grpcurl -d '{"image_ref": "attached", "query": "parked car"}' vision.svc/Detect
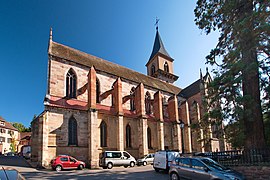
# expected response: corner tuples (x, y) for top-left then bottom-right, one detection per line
(153, 150), (180, 172)
(24, 151), (31, 159)
(137, 153), (155, 166)
(99, 151), (136, 169)
(6, 152), (15, 156)
(169, 156), (245, 180)
(50, 155), (85, 172)
(0, 167), (25, 180)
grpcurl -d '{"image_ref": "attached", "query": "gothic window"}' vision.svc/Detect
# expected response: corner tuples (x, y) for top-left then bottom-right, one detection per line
(66, 69), (77, 98)
(100, 121), (107, 147)
(151, 65), (155, 76)
(164, 62), (169, 73)
(68, 116), (78, 146)
(147, 127), (152, 149)
(130, 87), (136, 111)
(96, 79), (100, 103)
(145, 91), (151, 114)
(126, 124), (132, 148)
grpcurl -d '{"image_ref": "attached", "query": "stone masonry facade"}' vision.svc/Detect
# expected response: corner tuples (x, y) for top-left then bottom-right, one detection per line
(31, 29), (226, 168)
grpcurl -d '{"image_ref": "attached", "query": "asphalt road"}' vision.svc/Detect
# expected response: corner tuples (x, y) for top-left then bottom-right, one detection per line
(0, 156), (169, 180)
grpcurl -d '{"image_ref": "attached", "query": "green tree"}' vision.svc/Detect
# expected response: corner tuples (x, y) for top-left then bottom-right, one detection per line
(12, 122), (31, 132)
(9, 137), (16, 153)
(194, 0), (269, 149)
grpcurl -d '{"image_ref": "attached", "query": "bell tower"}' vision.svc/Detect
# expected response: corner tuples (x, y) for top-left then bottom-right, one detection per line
(146, 26), (178, 84)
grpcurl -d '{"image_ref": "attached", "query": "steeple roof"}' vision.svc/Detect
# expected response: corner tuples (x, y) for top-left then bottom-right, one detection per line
(148, 30), (172, 61)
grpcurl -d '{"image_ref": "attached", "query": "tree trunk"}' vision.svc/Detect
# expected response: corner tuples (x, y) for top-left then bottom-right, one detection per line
(239, 0), (266, 149)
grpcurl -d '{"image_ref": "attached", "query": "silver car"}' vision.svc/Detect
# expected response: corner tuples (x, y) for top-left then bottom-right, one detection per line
(99, 151), (136, 169)
(169, 157), (245, 180)
(137, 153), (155, 166)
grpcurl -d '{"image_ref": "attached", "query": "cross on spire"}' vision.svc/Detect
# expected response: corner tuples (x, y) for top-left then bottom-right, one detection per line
(155, 17), (160, 31)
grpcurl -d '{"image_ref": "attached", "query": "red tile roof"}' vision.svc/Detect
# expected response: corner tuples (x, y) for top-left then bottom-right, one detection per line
(0, 116), (18, 131)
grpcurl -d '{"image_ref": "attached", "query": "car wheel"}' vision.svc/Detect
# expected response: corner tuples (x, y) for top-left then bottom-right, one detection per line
(143, 161), (147, 166)
(154, 168), (159, 172)
(130, 161), (135, 167)
(107, 162), (113, 169)
(78, 164), (84, 170)
(170, 172), (179, 180)
(55, 165), (62, 172)
(124, 165), (128, 168)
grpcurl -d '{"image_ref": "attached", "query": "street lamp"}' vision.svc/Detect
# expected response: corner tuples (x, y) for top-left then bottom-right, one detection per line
(179, 120), (185, 154)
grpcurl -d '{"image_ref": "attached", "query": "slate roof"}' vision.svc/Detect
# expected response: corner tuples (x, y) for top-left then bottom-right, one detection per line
(148, 30), (173, 62)
(49, 41), (181, 95)
(179, 79), (201, 98)
(0, 116), (18, 131)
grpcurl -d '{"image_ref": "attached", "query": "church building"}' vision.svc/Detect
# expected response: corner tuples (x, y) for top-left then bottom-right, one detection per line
(31, 27), (226, 168)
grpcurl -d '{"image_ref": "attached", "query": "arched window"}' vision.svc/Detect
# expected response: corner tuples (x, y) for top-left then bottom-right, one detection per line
(100, 121), (107, 147)
(147, 127), (152, 149)
(151, 65), (155, 76)
(68, 116), (78, 146)
(164, 62), (169, 73)
(145, 91), (151, 114)
(126, 124), (132, 148)
(130, 87), (136, 111)
(96, 79), (100, 103)
(66, 69), (77, 98)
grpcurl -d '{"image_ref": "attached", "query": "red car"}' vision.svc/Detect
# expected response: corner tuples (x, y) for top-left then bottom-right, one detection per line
(51, 155), (85, 172)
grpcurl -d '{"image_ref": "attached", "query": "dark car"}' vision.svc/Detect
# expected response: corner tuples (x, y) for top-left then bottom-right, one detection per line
(50, 155), (85, 172)
(0, 167), (25, 180)
(169, 156), (245, 180)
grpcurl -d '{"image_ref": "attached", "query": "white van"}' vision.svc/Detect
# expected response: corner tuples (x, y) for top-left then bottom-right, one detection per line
(153, 150), (180, 172)
(99, 151), (136, 169)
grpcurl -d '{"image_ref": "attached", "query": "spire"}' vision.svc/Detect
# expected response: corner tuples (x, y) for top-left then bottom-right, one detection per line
(200, 68), (203, 80)
(148, 29), (172, 61)
(49, 27), (53, 41)
(155, 17), (159, 31)
(48, 27), (53, 54)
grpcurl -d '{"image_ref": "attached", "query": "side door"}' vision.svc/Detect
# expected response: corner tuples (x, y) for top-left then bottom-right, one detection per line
(190, 159), (210, 180)
(112, 152), (122, 166)
(69, 157), (78, 168)
(146, 154), (154, 164)
(122, 152), (131, 165)
(176, 158), (193, 179)
(60, 157), (70, 169)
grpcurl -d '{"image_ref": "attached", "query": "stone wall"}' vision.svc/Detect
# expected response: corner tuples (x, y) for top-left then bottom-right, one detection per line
(232, 166), (270, 180)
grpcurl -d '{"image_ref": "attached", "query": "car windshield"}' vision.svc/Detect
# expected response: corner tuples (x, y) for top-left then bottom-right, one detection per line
(201, 158), (229, 171)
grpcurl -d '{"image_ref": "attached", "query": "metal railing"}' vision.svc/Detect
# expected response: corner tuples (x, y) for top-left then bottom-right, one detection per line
(194, 148), (270, 166)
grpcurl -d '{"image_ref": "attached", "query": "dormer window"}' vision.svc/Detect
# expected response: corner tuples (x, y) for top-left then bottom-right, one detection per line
(0, 121), (5, 126)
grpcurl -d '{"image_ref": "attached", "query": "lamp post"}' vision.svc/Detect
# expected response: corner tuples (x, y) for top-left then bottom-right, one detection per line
(179, 120), (185, 154)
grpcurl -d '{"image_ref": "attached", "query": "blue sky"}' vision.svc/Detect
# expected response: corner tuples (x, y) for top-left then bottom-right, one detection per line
(0, 0), (218, 127)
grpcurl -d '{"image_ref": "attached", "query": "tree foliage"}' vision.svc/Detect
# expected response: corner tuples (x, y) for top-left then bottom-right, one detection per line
(12, 122), (31, 132)
(194, 0), (269, 149)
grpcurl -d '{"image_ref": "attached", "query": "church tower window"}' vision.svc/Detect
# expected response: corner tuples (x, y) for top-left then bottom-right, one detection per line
(68, 116), (78, 146)
(145, 91), (152, 114)
(151, 65), (155, 76)
(100, 121), (107, 147)
(96, 79), (100, 103)
(130, 87), (135, 111)
(164, 62), (169, 73)
(126, 124), (132, 148)
(147, 127), (152, 149)
(66, 69), (77, 98)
